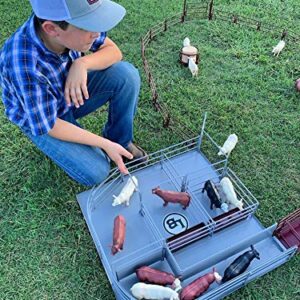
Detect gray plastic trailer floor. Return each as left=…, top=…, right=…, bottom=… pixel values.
left=77, top=136, right=297, bottom=300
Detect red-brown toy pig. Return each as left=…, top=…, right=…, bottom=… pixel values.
left=152, top=187, right=191, bottom=209
left=111, top=215, right=126, bottom=255
left=180, top=268, right=222, bottom=300
left=136, top=266, right=182, bottom=291
left=295, top=78, right=300, bottom=92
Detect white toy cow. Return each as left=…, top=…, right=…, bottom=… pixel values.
left=218, top=134, right=238, bottom=156
left=220, top=177, right=243, bottom=210
left=112, top=176, right=138, bottom=207
left=131, top=282, right=179, bottom=300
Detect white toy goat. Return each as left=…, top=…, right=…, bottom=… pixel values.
left=272, top=40, right=285, bottom=56
left=183, top=37, right=191, bottom=47
left=131, top=282, right=179, bottom=300
left=218, top=134, right=238, bottom=156
left=112, top=176, right=138, bottom=207
left=188, top=57, right=198, bottom=77
left=220, top=177, right=243, bottom=210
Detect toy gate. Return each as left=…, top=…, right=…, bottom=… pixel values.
left=77, top=115, right=298, bottom=300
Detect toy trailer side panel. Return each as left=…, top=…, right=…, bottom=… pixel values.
left=200, top=246, right=297, bottom=300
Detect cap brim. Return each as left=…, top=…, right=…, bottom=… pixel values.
left=67, top=0, right=126, bottom=32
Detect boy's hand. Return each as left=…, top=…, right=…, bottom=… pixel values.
left=103, top=141, right=133, bottom=174
left=64, top=60, right=89, bottom=108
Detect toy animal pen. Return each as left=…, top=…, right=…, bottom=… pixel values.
left=77, top=115, right=299, bottom=300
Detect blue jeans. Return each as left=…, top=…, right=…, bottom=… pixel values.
left=23, top=61, right=141, bottom=186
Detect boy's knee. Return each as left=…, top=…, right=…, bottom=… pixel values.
left=80, top=161, right=110, bottom=187
left=111, top=61, right=141, bottom=90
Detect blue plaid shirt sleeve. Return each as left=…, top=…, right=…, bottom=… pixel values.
left=89, top=32, right=107, bottom=52
left=11, top=39, right=57, bottom=136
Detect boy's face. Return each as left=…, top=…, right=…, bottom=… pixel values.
left=55, top=24, right=100, bottom=52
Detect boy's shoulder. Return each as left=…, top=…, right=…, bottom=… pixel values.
left=1, top=16, right=38, bottom=70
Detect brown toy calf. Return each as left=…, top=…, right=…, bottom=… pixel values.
left=152, top=187, right=191, bottom=209
left=111, top=215, right=126, bottom=255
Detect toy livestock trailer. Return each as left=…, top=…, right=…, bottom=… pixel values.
left=77, top=116, right=299, bottom=300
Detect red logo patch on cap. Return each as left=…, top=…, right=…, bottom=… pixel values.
left=87, top=0, right=99, bottom=4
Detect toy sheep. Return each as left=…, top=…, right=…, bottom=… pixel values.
left=220, top=177, right=243, bottom=210
left=112, top=176, right=138, bottom=206
left=218, top=134, right=238, bottom=156
left=131, top=282, right=179, bottom=300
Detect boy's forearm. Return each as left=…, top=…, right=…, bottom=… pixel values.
left=78, top=39, right=122, bottom=70
left=48, top=117, right=110, bottom=150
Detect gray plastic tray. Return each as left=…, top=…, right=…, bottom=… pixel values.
left=77, top=118, right=297, bottom=299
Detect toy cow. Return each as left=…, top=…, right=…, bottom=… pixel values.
left=180, top=268, right=222, bottom=300
left=152, top=187, right=191, bottom=209
left=222, top=245, right=260, bottom=283
left=111, top=215, right=126, bottom=255
left=220, top=177, right=243, bottom=210
left=136, top=266, right=182, bottom=291
left=131, top=282, right=179, bottom=300
left=112, top=176, right=138, bottom=206
left=202, top=180, right=228, bottom=212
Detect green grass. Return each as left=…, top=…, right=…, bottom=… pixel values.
left=0, top=0, right=299, bottom=299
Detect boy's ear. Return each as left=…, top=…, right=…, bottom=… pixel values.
left=41, top=21, right=61, bottom=37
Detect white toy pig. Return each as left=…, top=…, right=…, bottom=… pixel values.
left=218, top=134, right=238, bottom=156
left=220, top=177, right=243, bottom=210
left=131, top=282, right=179, bottom=300
left=112, top=176, right=138, bottom=207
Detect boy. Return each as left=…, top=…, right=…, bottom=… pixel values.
left=0, top=0, right=147, bottom=186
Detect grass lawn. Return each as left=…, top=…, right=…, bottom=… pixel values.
left=0, top=0, right=299, bottom=299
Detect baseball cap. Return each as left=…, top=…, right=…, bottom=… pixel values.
left=29, top=0, right=126, bottom=32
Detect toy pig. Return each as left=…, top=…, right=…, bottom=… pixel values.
left=112, top=176, right=138, bottom=206
left=152, top=187, right=191, bottom=209
left=222, top=245, right=260, bottom=283
left=131, top=282, right=179, bottom=300
left=272, top=40, right=285, bottom=56
left=218, top=134, right=238, bottom=156
left=220, top=177, right=243, bottom=210
left=111, top=215, right=126, bottom=255
left=180, top=268, right=222, bottom=300
left=202, top=180, right=228, bottom=212
left=136, top=266, right=182, bottom=291
left=295, top=78, right=300, bottom=92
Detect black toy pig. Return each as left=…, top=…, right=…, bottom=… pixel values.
left=222, top=245, right=260, bottom=283
left=202, top=180, right=228, bottom=212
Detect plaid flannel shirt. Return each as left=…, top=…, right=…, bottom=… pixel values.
left=0, top=15, right=106, bottom=136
